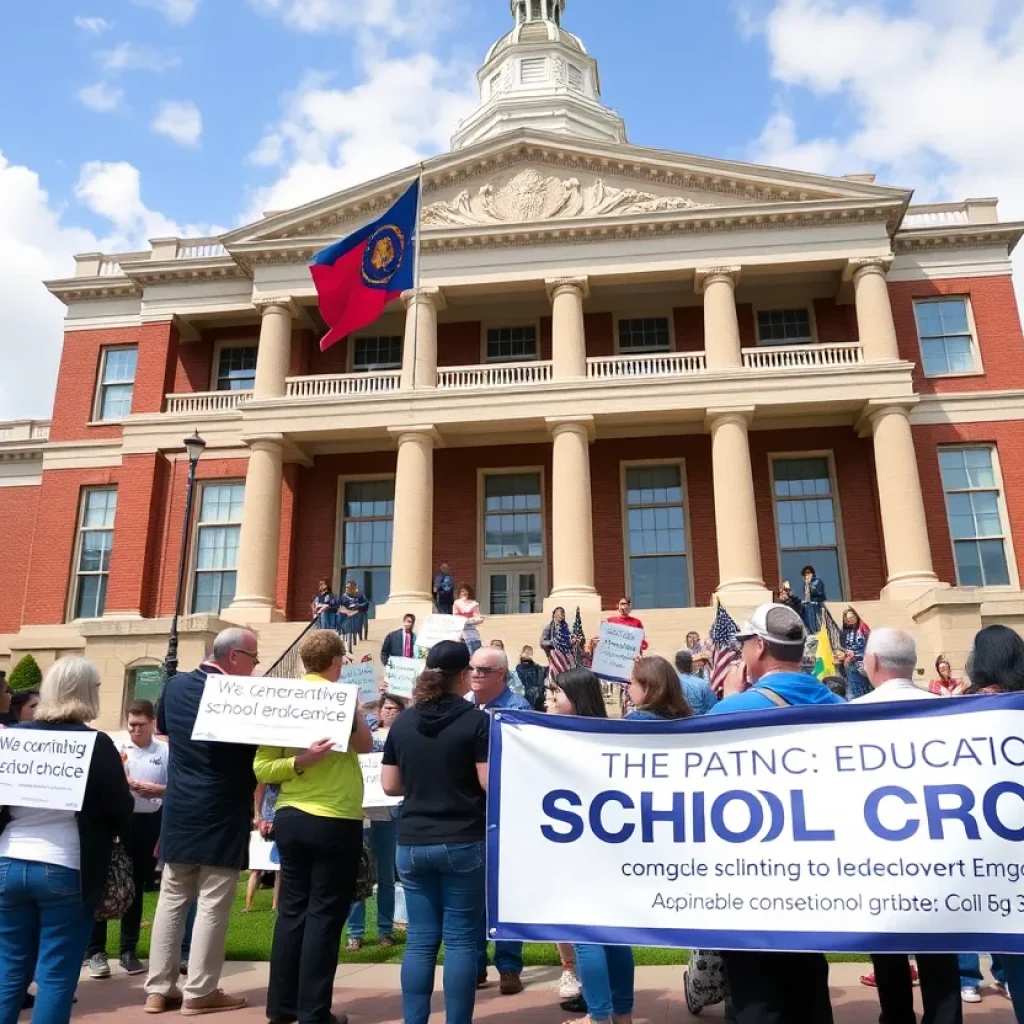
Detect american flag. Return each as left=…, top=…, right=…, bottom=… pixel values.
left=709, top=602, right=740, bottom=694
left=570, top=607, right=586, bottom=661
left=548, top=614, right=577, bottom=678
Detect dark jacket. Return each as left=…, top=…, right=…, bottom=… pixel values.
left=0, top=721, right=133, bottom=906
left=158, top=664, right=256, bottom=869
left=381, top=628, right=417, bottom=666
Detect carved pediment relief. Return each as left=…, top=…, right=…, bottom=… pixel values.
left=422, top=169, right=715, bottom=227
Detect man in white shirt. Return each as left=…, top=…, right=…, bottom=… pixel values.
left=86, top=698, right=168, bottom=979
left=853, top=629, right=962, bottom=1024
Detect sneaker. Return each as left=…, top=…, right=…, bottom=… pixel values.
left=88, top=953, right=111, bottom=979
left=499, top=971, right=523, bottom=995
left=181, top=990, right=247, bottom=1016
left=476, top=972, right=489, bottom=989
left=144, top=994, right=182, bottom=1014
left=120, top=953, right=145, bottom=976
left=560, top=995, right=587, bottom=1014
left=558, top=969, right=581, bottom=999
left=859, top=972, right=876, bottom=988
left=961, top=986, right=982, bottom=1004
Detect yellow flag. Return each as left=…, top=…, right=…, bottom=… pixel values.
left=813, top=624, right=836, bottom=679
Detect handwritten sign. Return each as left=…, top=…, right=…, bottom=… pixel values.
left=360, top=752, right=402, bottom=808
left=385, top=657, right=421, bottom=699
left=590, top=622, right=645, bottom=684
left=191, top=674, right=359, bottom=751
left=248, top=830, right=280, bottom=872
left=0, top=729, right=98, bottom=811
left=416, top=614, right=465, bottom=651
left=343, top=661, right=379, bottom=705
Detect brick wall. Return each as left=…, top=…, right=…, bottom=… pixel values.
left=438, top=321, right=481, bottom=367
left=889, top=276, right=1024, bottom=393
left=814, top=298, right=859, bottom=344
left=0, top=485, right=40, bottom=632
left=673, top=307, right=704, bottom=352
left=737, top=303, right=757, bottom=348
left=585, top=312, right=614, bottom=357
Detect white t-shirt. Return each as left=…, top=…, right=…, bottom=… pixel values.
left=120, top=737, right=169, bottom=813
left=0, top=807, right=80, bottom=871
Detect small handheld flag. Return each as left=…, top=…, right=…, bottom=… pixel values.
left=310, top=178, right=420, bottom=352
left=813, top=623, right=837, bottom=679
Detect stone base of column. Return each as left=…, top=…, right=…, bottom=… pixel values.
left=880, top=573, right=946, bottom=603
left=375, top=595, right=435, bottom=624
left=713, top=582, right=773, bottom=611
left=221, top=600, right=284, bottom=626
left=543, top=590, right=603, bottom=625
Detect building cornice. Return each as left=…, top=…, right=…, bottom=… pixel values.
left=894, top=222, right=1024, bottom=256
left=45, top=276, right=141, bottom=302
left=117, top=255, right=251, bottom=287
left=910, top=390, right=1024, bottom=426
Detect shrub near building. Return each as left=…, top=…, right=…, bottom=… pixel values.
left=9, top=654, right=42, bottom=692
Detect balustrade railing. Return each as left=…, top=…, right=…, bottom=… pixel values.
left=740, top=343, right=864, bottom=371
left=286, top=372, right=401, bottom=398
left=97, top=259, right=123, bottom=276
left=586, top=352, right=706, bottom=380
left=177, top=242, right=226, bottom=258
left=437, top=361, right=553, bottom=390
left=164, top=390, right=250, bottom=414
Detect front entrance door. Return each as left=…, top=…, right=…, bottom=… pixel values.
left=486, top=567, right=542, bottom=615
left=480, top=471, right=546, bottom=615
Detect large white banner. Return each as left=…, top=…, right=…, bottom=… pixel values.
left=0, top=729, right=98, bottom=811
left=191, top=675, right=359, bottom=751
left=488, top=697, right=1024, bottom=953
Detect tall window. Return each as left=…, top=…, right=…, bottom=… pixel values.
left=939, top=448, right=1010, bottom=586
left=72, top=488, right=117, bottom=619
left=618, top=318, right=670, bottom=353
left=914, top=298, right=977, bottom=376
left=341, top=479, right=394, bottom=616
left=486, top=326, right=537, bottom=362
left=624, top=465, right=688, bottom=608
left=215, top=345, right=257, bottom=391
left=97, top=346, right=137, bottom=420
left=352, top=336, right=402, bottom=372
left=192, top=483, right=244, bottom=614
left=484, top=474, right=542, bottom=559
left=757, top=309, right=812, bottom=346
left=772, top=456, right=844, bottom=600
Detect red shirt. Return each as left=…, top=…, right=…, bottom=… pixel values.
left=607, top=614, right=648, bottom=651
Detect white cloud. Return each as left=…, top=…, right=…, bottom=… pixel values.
left=74, top=15, right=113, bottom=33
left=74, top=162, right=183, bottom=250
left=151, top=100, right=203, bottom=147
left=247, top=0, right=458, bottom=40
left=129, top=0, right=200, bottom=24
left=243, top=55, right=476, bottom=221
left=97, top=42, right=180, bottom=73
left=76, top=82, right=125, bottom=113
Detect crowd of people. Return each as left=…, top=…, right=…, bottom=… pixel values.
left=0, top=585, right=1022, bottom=1024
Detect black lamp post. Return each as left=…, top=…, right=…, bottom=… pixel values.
left=164, top=431, right=207, bottom=679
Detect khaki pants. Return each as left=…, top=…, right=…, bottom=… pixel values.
left=145, top=863, right=239, bottom=1001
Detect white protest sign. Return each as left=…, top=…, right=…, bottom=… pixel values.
left=385, top=657, right=421, bottom=699
left=416, top=614, right=465, bottom=650
left=360, top=752, right=402, bottom=808
left=343, top=662, right=379, bottom=705
left=248, top=830, right=280, bottom=872
left=191, top=675, right=359, bottom=751
left=0, top=729, right=98, bottom=811
left=488, top=697, right=1024, bottom=954
left=590, top=622, right=644, bottom=683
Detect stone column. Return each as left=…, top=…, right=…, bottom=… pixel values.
left=223, top=434, right=285, bottom=625
left=850, top=257, right=900, bottom=361
left=868, top=402, right=940, bottom=598
left=375, top=426, right=437, bottom=622
left=546, top=277, right=589, bottom=379
left=400, top=287, right=445, bottom=390
left=697, top=266, right=742, bottom=369
left=543, top=416, right=602, bottom=621
left=708, top=408, right=772, bottom=606
left=253, top=299, right=296, bottom=399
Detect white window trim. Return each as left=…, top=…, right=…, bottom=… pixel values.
left=619, top=458, right=695, bottom=610
left=66, top=485, right=117, bottom=622
left=333, top=473, right=397, bottom=597
left=476, top=466, right=548, bottom=614
left=913, top=295, right=985, bottom=379
left=92, top=344, right=138, bottom=423
left=752, top=304, right=818, bottom=347
left=209, top=338, right=259, bottom=392
left=767, top=450, right=851, bottom=601
left=938, top=444, right=1019, bottom=590
left=613, top=313, right=676, bottom=356
left=480, top=320, right=542, bottom=364
left=185, top=478, right=245, bottom=616
left=520, top=56, right=548, bottom=84
left=347, top=334, right=404, bottom=374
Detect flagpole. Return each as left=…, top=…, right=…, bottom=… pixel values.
left=410, top=164, right=425, bottom=390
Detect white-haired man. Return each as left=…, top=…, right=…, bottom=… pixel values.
left=853, top=629, right=962, bottom=1022
left=144, top=627, right=260, bottom=1015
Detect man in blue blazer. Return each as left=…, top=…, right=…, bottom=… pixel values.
left=380, top=613, right=417, bottom=665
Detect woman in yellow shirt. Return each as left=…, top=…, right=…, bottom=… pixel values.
left=254, top=630, right=373, bottom=1024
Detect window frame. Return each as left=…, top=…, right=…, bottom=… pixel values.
left=480, top=321, right=542, bottom=364
left=768, top=450, right=850, bottom=601
left=520, top=56, right=548, bottom=83
left=67, top=485, right=118, bottom=622
left=93, top=345, right=138, bottom=423
left=186, top=478, right=246, bottom=616
left=752, top=305, right=817, bottom=348
left=333, top=474, right=397, bottom=607
left=913, top=296, right=983, bottom=378
left=613, top=314, right=676, bottom=355
left=348, top=334, right=404, bottom=374
left=619, top=458, right=694, bottom=610
left=210, top=339, right=259, bottom=393
left=938, top=444, right=1018, bottom=589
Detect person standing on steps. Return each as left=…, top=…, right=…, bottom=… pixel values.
left=432, top=562, right=455, bottom=615
left=381, top=613, right=417, bottom=666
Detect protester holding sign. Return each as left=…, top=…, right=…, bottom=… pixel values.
left=0, top=656, right=133, bottom=1024
left=254, top=629, right=372, bottom=1024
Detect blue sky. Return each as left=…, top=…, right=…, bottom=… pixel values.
left=0, top=0, right=1022, bottom=417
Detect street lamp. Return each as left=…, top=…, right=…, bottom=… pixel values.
left=164, top=430, right=207, bottom=679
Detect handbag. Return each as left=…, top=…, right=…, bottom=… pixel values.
left=94, top=838, right=135, bottom=921
left=353, top=835, right=377, bottom=903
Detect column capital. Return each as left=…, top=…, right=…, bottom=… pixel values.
left=845, top=256, right=893, bottom=282
left=387, top=424, right=443, bottom=447
left=545, top=415, right=595, bottom=442
left=401, top=286, right=446, bottom=312
left=254, top=295, right=299, bottom=317
left=545, top=276, right=590, bottom=301
left=705, top=405, right=755, bottom=431
left=241, top=432, right=285, bottom=453
left=695, top=265, right=741, bottom=293
left=856, top=396, right=919, bottom=435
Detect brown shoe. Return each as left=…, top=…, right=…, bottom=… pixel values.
left=144, top=994, right=182, bottom=1014
left=499, top=971, right=523, bottom=995
left=181, top=991, right=247, bottom=1016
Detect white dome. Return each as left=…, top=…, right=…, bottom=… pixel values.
left=485, top=22, right=587, bottom=62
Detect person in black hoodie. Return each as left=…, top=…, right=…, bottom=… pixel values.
left=0, top=656, right=133, bottom=1024
left=381, top=640, right=489, bottom=1024
left=516, top=645, right=547, bottom=711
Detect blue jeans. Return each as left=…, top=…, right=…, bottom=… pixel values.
left=397, top=841, right=485, bottom=1024
left=0, top=858, right=96, bottom=1024
left=959, top=952, right=1006, bottom=989
left=476, top=934, right=523, bottom=976
left=464, top=639, right=482, bottom=655
left=574, top=943, right=635, bottom=1021
left=181, top=900, right=197, bottom=963
left=846, top=668, right=872, bottom=700
left=346, top=818, right=398, bottom=940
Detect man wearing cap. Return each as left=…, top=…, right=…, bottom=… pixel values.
left=709, top=602, right=843, bottom=1023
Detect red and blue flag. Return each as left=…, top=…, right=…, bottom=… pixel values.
left=309, top=177, right=420, bottom=352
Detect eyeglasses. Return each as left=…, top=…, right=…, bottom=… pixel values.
left=470, top=666, right=500, bottom=675
left=233, top=649, right=260, bottom=666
